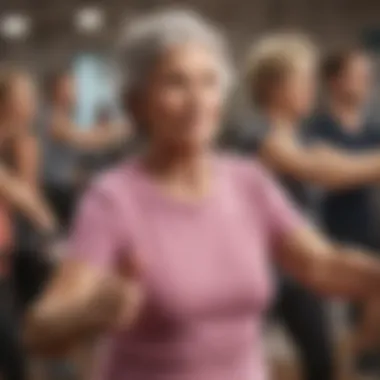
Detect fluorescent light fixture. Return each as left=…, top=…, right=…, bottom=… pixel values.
left=75, top=7, right=105, bottom=34
left=0, top=14, right=31, bottom=40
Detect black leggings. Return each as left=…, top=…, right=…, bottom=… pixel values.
left=275, top=278, right=334, bottom=380
left=0, top=279, right=25, bottom=380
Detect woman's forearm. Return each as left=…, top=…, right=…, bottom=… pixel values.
left=24, top=273, right=127, bottom=355
left=11, top=132, right=58, bottom=235
left=24, top=299, right=98, bottom=356
left=282, top=226, right=380, bottom=299
left=261, top=136, right=380, bottom=190
left=304, top=247, right=380, bottom=299
left=54, top=120, right=127, bottom=152
left=5, top=180, right=56, bottom=233
left=307, top=149, right=380, bottom=190
left=0, top=166, right=57, bottom=233
left=16, top=189, right=57, bottom=233
left=69, top=129, right=124, bottom=151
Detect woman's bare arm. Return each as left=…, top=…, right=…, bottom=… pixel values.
left=25, top=183, right=144, bottom=356
left=13, top=133, right=40, bottom=189
left=51, top=114, right=129, bottom=152
left=260, top=129, right=380, bottom=190
left=0, top=163, right=56, bottom=232
left=24, top=257, right=141, bottom=356
left=278, top=224, right=380, bottom=299
left=13, top=132, right=59, bottom=229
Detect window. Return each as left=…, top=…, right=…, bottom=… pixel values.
left=73, top=54, right=118, bottom=129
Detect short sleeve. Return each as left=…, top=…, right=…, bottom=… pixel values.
left=67, top=188, right=122, bottom=271
left=254, top=165, right=305, bottom=242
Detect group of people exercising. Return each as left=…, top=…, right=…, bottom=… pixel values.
left=1, top=8, right=380, bottom=380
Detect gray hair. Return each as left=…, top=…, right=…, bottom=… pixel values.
left=118, top=9, right=234, bottom=97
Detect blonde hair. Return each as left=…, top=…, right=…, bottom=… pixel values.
left=245, top=33, right=317, bottom=106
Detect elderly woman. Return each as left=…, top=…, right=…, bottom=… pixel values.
left=25, top=10, right=380, bottom=380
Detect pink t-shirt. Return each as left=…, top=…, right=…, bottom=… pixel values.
left=69, top=155, right=303, bottom=380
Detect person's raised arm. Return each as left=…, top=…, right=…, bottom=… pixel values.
left=259, top=129, right=380, bottom=190
left=51, top=113, right=129, bottom=152
left=24, top=188, right=142, bottom=356
left=278, top=225, right=380, bottom=299
left=254, top=162, right=380, bottom=299
left=13, top=132, right=40, bottom=189
left=24, top=258, right=137, bottom=356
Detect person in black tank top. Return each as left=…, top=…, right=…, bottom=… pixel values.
left=232, top=35, right=380, bottom=380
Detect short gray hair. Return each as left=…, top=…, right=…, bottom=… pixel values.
left=118, top=9, right=234, bottom=97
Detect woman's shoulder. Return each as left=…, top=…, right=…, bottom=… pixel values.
left=71, top=160, right=141, bottom=246
left=85, top=159, right=139, bottom=203
left=217, top=153, right=285, bottom=215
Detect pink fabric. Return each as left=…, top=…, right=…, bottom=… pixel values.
left=69, top=155, right=303, bottom=380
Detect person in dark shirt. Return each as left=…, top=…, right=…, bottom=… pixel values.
left=236, top=34, right=380, bottom=380
left=309, top=47, right=380, bottom=376
left=311, top=114, right=380, bottom=246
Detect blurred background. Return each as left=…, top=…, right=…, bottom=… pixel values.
left=1, top=1, right=380, bottom=380
left=2, top=0, right=380, bottom=124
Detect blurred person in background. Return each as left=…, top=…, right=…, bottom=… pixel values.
left=308, top=47, right=380, bottom=378
left=24, top=9, right=380, bottom=380
left=0, top=67, right=58, bottom=380
left=243, top=35, right=380, bottom=380
left=78, top=104, right=131, bottom=186
left=94, top=105, right=132, bottom=163
left=41, top=69, right=128, bottom=230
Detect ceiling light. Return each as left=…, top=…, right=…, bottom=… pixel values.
left=0, top=14, right=31, bottom=40
left=75, top=7, right=105, bottom=34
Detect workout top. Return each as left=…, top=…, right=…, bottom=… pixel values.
left=69, top=155, right=303, bottom=380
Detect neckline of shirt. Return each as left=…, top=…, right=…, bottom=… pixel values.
left=127, top=155, right=224, bottom=213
